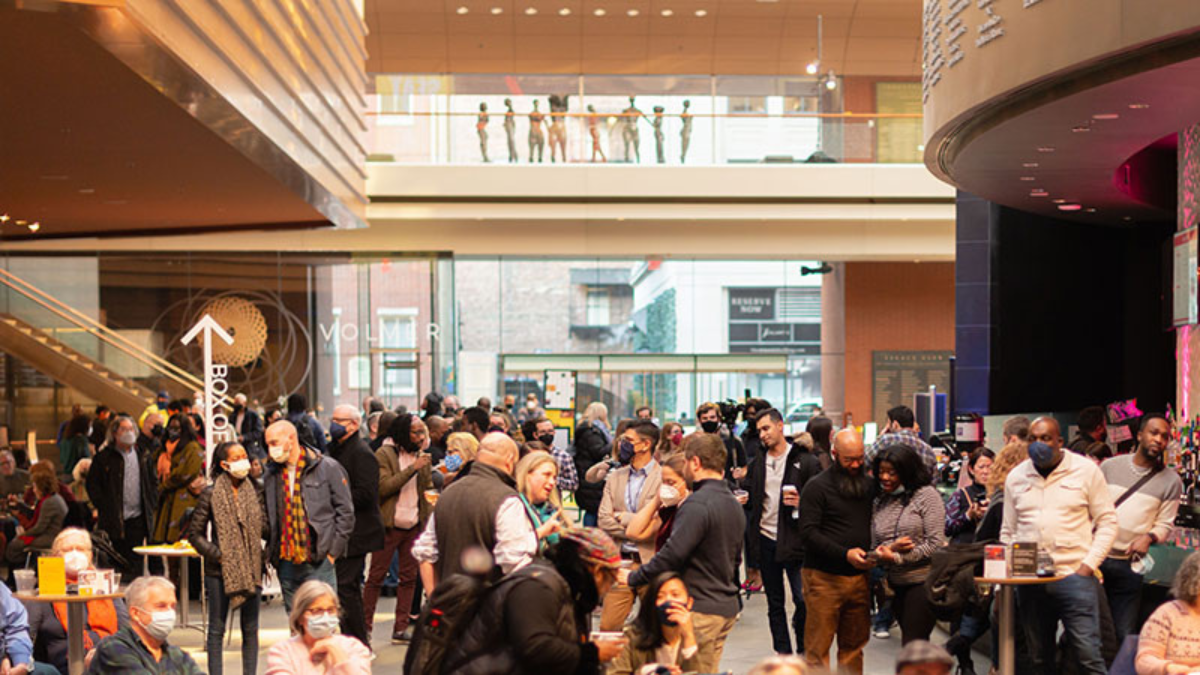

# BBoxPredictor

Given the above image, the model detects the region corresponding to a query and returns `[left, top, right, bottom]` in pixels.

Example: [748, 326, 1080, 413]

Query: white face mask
[268, 443, 288, 464]
[118, 430, 138, 447]
[306, 613, 340, 640]
[63, 550, 89, 577]
[226, 459, 251, 480]
[659, 484, 683, 507]
[136, 608, 176, 643]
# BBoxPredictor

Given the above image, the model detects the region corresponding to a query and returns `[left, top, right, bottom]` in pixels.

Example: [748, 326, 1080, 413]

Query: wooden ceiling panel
[713, 17, 780, 37]
[580, 58, 654, 74]
[849, 18, 919, 38]
[582, 17, 651, 36]
[583, 34, 651, 59]
[712, 59, 781, 75]
[517, 57, 586, 71]
[514, 36, 583, 58]
[376, 12, 444, 33]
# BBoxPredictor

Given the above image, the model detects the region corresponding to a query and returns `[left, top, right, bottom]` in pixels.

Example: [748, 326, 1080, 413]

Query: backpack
[924, 539, 992, 620]
[402, 573, 489, 675]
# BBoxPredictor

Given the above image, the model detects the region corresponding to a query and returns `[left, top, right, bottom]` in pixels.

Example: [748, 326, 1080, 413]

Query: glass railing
[367, 108, 924, 166]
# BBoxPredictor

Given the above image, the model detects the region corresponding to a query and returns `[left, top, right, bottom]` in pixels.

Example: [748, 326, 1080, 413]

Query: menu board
[543, 370, 577, 410]
[872, 351, 953, 425]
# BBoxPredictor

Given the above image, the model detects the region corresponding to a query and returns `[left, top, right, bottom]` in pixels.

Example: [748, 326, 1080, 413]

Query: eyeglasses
[304, 607, 337, 618]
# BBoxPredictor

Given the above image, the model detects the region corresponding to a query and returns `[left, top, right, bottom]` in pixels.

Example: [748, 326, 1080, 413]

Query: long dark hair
[65, 415, 91, 439]
[873, 444, 930, 499]
[386, 413, 421, 454]
[632, 572, 687, 651]
[166, 413, 199, 447]
[211, 442, 237, 479]
[543, 538, 600, 622]
[807, 416, 833, 454]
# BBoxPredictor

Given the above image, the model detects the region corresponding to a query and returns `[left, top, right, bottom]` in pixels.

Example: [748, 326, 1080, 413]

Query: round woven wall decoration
[197, 296, 268, 367]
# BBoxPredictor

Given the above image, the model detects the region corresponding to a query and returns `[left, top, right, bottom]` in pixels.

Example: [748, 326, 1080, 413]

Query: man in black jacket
[327, 405, 384, 646]
[748, 408, 822, 655]
[231, 393, 265, 459]
[798, 428, 875, 674]
[572, 420, 611, 526]
[625, 433, 744, 672]
[87, 415, 158, 580]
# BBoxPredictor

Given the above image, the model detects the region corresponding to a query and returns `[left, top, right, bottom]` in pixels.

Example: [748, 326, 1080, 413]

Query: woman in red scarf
[4, 470, 67, 572]
[25, 528, 127, 674]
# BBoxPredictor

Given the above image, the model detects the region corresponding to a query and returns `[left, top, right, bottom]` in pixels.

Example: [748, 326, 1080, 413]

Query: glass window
[586, 288, 611, 326]
[729, 96, 766, 114]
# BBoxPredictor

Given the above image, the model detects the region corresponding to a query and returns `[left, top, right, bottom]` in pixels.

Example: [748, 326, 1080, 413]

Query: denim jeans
[205, 576, 260, 675]
[759, 534, 805, 654]
[870, 565, 893, 631]
[1017, 573, 1106, 675]
[277, 558, 337, 613]
[1099, 557, 1143, 642]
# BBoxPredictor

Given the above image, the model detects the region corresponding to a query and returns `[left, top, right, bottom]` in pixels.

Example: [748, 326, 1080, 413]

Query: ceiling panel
[369, 0, 921, 76]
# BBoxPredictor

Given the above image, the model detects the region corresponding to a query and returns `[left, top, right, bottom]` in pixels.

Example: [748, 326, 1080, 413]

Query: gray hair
[333, 404, 361, 424]
[288, 580, 338, 635]
[104, 415, 137, 449]
[1174, 551, 1200, 605]
[51, 527, 93, 560]
[748, 655, 807, 675]
[126, 576, 175, 611]
[0, 449, 13, 462]
[367, 411, 382, 433]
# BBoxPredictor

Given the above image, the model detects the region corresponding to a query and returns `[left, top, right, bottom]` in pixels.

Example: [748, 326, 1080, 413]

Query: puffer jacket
[444, 563, 601, 675]
[572, 422, 611, 515]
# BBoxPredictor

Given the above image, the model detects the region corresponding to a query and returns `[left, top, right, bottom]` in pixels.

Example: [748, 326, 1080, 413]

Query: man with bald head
[263, 420, 355, 612]
[1002, 416, 1116, 675]
[425, 415, 450, 463]
[231, 392, 264, 459]
[327, 405, 383, 646]
[799, 428, 876, 674]
[412, 432, 536, 588]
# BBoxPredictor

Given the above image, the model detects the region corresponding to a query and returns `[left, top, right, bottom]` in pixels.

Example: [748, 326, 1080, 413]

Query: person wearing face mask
[627, 451, 691, 553]
[572, 402, 612, 527]
[325, 406, 383, 647]
[88, 415, 158, 582]
[695, 403, 747, 487]
[85, 576, 202, 674]
[598, 422, 663, 631]
[151, 414, 202, 546]
[609, 572, 702, 675]
[230, 393, 265, 460]
[1001, 417, 1117, 675]
[516, 393, 545, 424]
[870, 445, 946, 645]
[186, 442, 267, 675]
[440, 432, 479, 486]
[262, 421, 355, 613]
[136, 413, 163, 469]
[266, 580, 370, 675]
[533, 417, 579, 492]
[748, 409, 823, 656]
[27, 528, 129, 675]
[654, 423, 684, 460]
[363, 413, 433, 644]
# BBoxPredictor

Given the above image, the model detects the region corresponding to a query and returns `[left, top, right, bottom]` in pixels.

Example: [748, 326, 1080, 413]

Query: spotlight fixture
[1030, 189, 1048, 197]
[1058, 204, 1082, 211]
[1128, 103, 1150, 109]
[824, 70, 837, 90]
[1051, 198, 1067, 204]
[661, 8, 673, 16]
[1071, 125, 1091, 133]
[694, 9, 707, 16]
[0, 214, 8, 223]
[491, 7, 502, 14]
[806, 61, 819, 75]
[525, 6, 537, 13]
[800, 263, 834, 276]
[456, 5, 469, 14]
[594, 7, 606, 15]
[14, 220, 26, 225]
[1085, 208, 1097, 213]
[558, 7, 570, 15]
[626, 8, 639, 15]
[1092, 113, 1119, 120]
[27, 222, 40, 232]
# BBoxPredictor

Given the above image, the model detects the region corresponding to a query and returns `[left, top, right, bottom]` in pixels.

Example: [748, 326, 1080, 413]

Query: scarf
[211, 473, 263, 610]
[393, 450, 419, 529]
[280, 455, 309, 563]
[18, 496, 45, 543]
[52, 600, 118, 650]
[157, 439, 178, 482]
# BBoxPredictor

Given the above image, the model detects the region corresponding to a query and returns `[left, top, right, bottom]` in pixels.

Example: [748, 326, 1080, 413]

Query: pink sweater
[265, 635, 371, 675]
[1137, 600, 1200, 675]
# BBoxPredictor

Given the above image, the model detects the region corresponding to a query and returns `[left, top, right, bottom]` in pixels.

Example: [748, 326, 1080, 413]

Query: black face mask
[656, 601, 678, 627]
[488, 425, 506, 434]
[538, 433, 556, 447]
[700, 420, 720, 434]
[151, 424, 164, 438]
[167, 430, 181, 441]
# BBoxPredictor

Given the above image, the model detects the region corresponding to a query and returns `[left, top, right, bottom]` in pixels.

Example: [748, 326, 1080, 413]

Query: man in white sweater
[1001, 416, 1117, 675]
[1100, 413, 1182, 641]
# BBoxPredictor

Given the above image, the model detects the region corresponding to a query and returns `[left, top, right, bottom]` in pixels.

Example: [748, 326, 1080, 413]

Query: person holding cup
[609, 572, 702, 675]
[747, 409, 823, 656]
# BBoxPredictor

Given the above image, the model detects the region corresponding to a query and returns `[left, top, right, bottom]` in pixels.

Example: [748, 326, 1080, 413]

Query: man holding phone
[747, 408, 822, 656]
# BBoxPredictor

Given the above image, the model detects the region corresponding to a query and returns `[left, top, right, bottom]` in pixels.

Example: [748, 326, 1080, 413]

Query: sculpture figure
[503, 98, 518, 163]
[548, 94, 570, 163]
[621, 95, 646, 163]
[680, 99, 694, 164]
[652, 106, 666, 164]
[476, 102, 490, 163]
[587, 104, 606, 162]
[528, 100, 546, 163]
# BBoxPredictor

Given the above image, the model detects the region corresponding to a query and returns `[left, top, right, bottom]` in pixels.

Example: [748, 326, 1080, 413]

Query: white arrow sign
[181, 314, 234, 477]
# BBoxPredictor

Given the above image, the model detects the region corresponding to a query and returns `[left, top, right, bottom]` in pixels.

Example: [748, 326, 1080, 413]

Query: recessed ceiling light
[525, 6, 537, 13]
[1051, 198, 1067, 204]
[1058, 204, 1082, 211]
[626, 8, 639, 15]
[1030, 190, 1048, 197]
[0, 214, 8, 223]
[456, 5, 468, 14]
[15, 220, 27, 225]
[1123, 216, 1133, 221]
[558, 7, 570, 15]
[694, 9, 707, 16]
[1129, 103, 1150, 109]
[491, 6, 503, 14]
[40, 175, 69, 181]
[1071, 125, 1091, 133]
[661, 8, 674, 16]
[1037, 146, 1055, 153]
[1022, 162, 1039, 168]
[78, 188, 95, 194]
[594, 7, 606, 15]
[1092, 113, 1119, 120]
[27, 222, 40, 232]
[1020, 176, 1036, 181]
[1085, 208, 1097, 213]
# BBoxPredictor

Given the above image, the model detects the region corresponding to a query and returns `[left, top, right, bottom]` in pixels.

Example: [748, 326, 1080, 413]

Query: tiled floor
[172, 587, 949, 674]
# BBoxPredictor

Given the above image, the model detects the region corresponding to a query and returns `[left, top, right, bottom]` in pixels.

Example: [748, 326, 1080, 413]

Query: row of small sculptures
[475, 95, 694, 164]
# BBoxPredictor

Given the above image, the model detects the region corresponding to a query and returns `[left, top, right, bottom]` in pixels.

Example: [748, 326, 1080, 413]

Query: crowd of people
[1, 391, 1198, 675]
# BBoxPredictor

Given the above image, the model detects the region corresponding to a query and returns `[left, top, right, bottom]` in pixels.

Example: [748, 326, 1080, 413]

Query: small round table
[134, 545, 203, 631]
[976, 575, 1065, 675]
[16, 592, 123, 675]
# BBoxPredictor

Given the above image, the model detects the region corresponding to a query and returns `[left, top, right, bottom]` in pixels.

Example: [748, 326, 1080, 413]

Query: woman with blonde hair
[514, 452, 572, 549]
[441, 432, 479, 486]
[575, 401, 614, 526]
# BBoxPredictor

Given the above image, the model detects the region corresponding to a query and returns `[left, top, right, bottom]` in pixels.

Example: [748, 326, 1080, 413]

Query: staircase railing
[0, 267, 219, 405]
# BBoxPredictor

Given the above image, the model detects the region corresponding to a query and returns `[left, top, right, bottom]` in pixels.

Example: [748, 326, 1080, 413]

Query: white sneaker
[873, 628, 890, 639]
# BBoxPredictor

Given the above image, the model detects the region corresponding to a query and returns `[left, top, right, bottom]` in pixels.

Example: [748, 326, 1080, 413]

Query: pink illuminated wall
[1177, 124, 1200, 419]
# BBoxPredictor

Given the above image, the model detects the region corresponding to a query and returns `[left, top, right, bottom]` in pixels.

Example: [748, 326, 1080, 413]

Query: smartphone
[865, 551, 880, 564]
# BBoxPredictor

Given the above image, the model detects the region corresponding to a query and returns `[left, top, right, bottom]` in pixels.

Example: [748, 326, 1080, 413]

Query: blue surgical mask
[618, 439, 635, 465]
[1028, 441, 1057, 468]
[328, 421, 347, 442]
[444, 453, 464, 472]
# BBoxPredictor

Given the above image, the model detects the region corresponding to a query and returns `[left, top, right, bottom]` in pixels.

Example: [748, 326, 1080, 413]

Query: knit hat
[560, 527, 621, 569]
[896, 640, 953, 667]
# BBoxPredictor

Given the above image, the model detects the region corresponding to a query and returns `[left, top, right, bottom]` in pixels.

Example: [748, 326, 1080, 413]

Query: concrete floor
[171, 587, 937, 674]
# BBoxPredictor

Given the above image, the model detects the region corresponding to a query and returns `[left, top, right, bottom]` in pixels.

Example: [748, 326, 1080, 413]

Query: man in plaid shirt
[534, 418, 579, 492]
[867, 406, 939, 480]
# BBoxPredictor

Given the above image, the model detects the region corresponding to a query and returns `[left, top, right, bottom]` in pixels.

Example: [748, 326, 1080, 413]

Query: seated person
[266, 580, 371, 675]
[27, 529, 128, 675]
[6, 471, 67, 570]
[0, 451, 30, 501]
[0, 577, 55, 675]
[749, 655, 808, 675]
[895, 640, 953, 675]
[608, 572, 701, 675]
[85, 576, 201, 674]
[1137, 551, 1200, 674]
